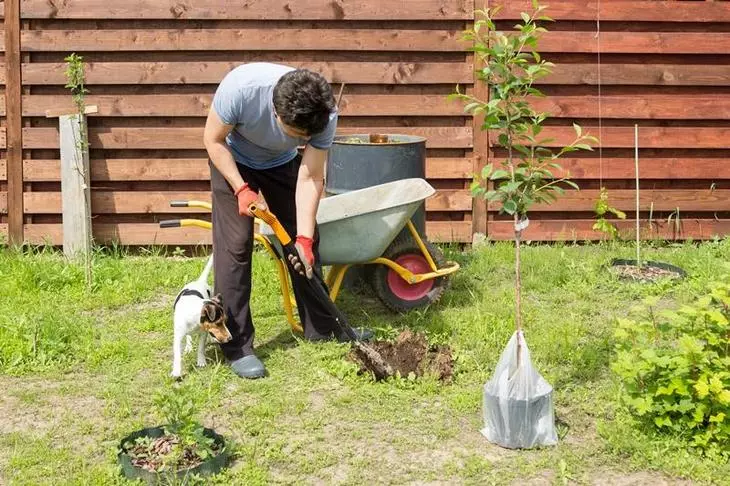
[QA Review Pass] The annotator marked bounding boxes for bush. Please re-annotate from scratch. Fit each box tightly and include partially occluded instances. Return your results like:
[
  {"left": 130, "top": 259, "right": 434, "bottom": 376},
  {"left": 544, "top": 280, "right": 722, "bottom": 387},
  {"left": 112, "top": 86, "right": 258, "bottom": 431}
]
[{"left": 612, "top": 275, "right": 730, "bottom": 456}]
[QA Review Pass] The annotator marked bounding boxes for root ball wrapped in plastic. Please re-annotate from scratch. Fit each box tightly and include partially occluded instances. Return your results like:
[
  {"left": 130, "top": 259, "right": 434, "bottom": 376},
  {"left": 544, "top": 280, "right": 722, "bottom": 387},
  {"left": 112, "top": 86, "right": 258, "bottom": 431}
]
[{"left": 482, "top": 331, "right": 558, "bottom": 449}]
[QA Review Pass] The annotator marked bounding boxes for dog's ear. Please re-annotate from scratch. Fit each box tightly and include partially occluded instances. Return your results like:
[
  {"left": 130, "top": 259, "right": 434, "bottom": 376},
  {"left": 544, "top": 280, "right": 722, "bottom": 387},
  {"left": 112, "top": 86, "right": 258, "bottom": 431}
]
[
  {"left": 202, "top": 302, "right": 217, "bottom": 323},
  {"left": 212, "top": 293, "right": 223, "bottom": 304}
]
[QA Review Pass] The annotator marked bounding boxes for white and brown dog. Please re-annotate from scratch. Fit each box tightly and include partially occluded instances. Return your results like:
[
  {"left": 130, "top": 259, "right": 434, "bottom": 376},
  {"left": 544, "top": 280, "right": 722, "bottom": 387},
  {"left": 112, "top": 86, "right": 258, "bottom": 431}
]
[{"left": 171, "top": 255, "right": 232, "bottom": 378}]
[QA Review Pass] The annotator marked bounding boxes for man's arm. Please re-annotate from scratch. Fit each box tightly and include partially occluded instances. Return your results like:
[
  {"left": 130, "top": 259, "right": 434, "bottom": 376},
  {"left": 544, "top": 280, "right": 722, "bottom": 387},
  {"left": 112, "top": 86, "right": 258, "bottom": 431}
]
[
  {"left": 203, "top": 108, "right": 244, "bottom": 192},
  {"left": 295, "top": 145, "right": 327, "bottom": 239}
]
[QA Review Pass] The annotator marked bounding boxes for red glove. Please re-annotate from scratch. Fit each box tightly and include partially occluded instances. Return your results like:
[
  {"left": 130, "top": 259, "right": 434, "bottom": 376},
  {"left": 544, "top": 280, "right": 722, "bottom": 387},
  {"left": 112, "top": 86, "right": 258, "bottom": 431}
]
[
  {"left": 289, "top": 235, "right": 314, "bottom": 279},
  {"left": 235, "top": 183, "right": 259, "bottom": 217}
]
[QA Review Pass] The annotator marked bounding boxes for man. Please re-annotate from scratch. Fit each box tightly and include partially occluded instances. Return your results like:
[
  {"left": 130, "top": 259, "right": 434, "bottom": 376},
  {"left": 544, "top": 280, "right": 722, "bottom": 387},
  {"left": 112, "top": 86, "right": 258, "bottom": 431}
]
[{"left": 203, "top": 63, "right": 372, "bottom": 379}]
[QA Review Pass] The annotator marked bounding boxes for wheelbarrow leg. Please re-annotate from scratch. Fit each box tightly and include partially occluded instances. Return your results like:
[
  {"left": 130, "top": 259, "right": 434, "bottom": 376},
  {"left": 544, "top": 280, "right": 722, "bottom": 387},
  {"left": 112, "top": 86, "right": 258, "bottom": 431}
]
[
  {"left": 254, "top": 234, "right": 303, "bottom": 333},
  {"left": 405, "top": 220, "right": 438, "bottom": 272},
  {"left": 326, "top": 264, "right": 351, "bottom": 302}
]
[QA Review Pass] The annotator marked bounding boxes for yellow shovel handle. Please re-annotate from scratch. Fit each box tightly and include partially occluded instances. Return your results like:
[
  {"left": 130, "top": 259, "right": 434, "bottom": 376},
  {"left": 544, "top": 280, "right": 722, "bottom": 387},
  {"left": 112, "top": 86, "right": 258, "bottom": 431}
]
[{"left": 249, "top": 203, "right": 292, "bottom": 246}]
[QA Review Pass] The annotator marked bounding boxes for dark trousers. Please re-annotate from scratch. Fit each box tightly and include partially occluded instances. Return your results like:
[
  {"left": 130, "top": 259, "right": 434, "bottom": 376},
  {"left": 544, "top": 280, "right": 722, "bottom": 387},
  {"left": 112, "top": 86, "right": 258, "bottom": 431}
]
[{"left": 210, "top": 155, "right": 340, "bottom": 361}]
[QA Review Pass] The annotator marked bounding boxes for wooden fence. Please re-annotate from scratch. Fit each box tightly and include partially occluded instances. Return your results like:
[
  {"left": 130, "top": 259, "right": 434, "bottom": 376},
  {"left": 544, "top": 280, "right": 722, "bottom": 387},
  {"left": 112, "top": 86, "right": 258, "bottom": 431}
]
[{"left": 1, "top": 0, "right": 729, "bottom": 246}]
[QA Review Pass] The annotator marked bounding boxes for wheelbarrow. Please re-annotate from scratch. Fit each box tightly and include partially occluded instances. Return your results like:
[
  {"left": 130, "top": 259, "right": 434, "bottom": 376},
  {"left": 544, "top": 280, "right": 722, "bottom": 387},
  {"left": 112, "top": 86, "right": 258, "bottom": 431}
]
[{"left": 159, "top": 178, "right": 460, "bottom": 334}]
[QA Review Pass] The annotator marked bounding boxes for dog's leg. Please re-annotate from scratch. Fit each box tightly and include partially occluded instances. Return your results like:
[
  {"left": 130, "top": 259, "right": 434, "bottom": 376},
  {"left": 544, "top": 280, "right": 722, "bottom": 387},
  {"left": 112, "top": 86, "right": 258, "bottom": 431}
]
[
  {"left": 172, "top": 325, "right": 185, "bottom": 378},
  {"left": 184, "top": 335, "right": 193, "bottom": 354},
  {"left": 196, "top": 332, "right": 207, "bottom": 367}
]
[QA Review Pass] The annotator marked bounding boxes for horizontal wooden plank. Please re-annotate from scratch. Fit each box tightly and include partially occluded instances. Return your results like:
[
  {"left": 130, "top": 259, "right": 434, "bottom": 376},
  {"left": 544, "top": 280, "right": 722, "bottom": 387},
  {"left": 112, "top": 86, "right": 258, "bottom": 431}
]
[
  {"left": 426, "top": 221, "right": 471, "bottom": 243},
  {"left": 20, "top": 29, "right": 465, "bottom": 52},
  {"left": 489, "top": 219, "right": 730, "bottom": 242},
  {"left": 23, "top": 221, "right": 472, "bottom": 245},
  {"left": 426, "top": 157, "right": 473, "bottom": 179},
  {"left": 0, "top": 128, "right": 6, "bottom": 149},
  {"left": 0, "top": 159, "right": 6, "bottom": 181},
  {"left": 24, "top": 191, "right": 211, "bottom": 214},
  {"left": 23, "top": 61, "right": 473, "bottom": 85},
  {"left": 536, "top": 32, "right": 730, "bottom": 56},
  {"left": 0, "top": 64, "right": 6, "bottom": 85},
  {"left": 0, "top": 224, "right": 7, "bottom": 242},
  {"left": 25, "top": 189, "right": 471, "bottom": 214},
  {"left": 543, "top": 64, "right": 730, "bottom": 87},
  {"left": 531, "top": 95, "right": 730, "bottom": 120},
  {"left": 23, "top": 127, "right": 472, "bottom": 149},
  {"left": 23, "top": 94, "right": 465, "bottom": 117},
  {"left": 546, "top": 158, "right": 730, "bottom": 180},
  {"left": 24, "top": 157, "right": 474, "bottom": 181},
  {"left": 496, "top": 1, "right": 730, "bottom": 22},
  {"left": 0, "top": 94, "right": 5, "bottom": 116},
  {"left": 489, "top": 190, "right": 730, "bottom": 213},
  {"left": 20, "top": 0, "right": 472, "bottom": 20},
  {"left": 0, "top": 192, "right": 6, "bottom": 214},
  {"left": 426, "top": 190, "right": 471, "bottom": 211},
  {"left": 24, "top": 223, "right": 213, "bottom": 246},
  {"left": 490, "top": 127, "right": 730, "bottom": 150}
]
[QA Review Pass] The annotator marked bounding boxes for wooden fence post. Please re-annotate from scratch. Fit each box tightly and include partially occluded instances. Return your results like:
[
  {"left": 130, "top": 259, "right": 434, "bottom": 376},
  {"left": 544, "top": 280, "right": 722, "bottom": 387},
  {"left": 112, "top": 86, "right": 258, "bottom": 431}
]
[{"left": 5, "top": 0, "right": 23, "bottom": 245}]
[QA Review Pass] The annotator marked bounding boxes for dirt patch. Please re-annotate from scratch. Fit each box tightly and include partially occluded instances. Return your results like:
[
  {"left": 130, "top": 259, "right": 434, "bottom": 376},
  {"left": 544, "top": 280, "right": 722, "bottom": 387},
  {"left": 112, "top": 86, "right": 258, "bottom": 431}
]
[
  {"left": 612, "top": 264, "right": 683, "bottom": 282},
  {"left": 0, "top": 375, "right": 106, "bottom": 436},
  {"left": 349, "top": 330, "right": 453, "bottom": 381},
  {"left": 590, "top": 470, "right": 694, "bottom": 486},
  {"left": 81, "top": 294, "right": 173, "bottom": 323}
]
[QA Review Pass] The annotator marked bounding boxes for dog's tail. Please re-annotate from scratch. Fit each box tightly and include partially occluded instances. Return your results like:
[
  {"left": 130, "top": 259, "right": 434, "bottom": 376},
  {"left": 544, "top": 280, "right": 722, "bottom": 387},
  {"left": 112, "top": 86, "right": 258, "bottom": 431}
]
[{"left": 197, "top": 254, "right": 215, "bottom": 285}]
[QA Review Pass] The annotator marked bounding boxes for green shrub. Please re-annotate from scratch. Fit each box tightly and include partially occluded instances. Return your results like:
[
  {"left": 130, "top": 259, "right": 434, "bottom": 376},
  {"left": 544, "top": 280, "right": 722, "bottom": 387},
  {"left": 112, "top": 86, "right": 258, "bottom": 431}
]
[{"left": 612, "top": 275, "right": 730, "bottom": 456}]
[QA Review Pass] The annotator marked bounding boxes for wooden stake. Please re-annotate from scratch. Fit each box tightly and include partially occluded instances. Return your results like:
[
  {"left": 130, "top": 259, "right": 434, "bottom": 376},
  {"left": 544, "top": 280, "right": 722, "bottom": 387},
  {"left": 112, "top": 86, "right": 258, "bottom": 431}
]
[{"left": 59, "top": 114, "right": 92, "bottom": 258}]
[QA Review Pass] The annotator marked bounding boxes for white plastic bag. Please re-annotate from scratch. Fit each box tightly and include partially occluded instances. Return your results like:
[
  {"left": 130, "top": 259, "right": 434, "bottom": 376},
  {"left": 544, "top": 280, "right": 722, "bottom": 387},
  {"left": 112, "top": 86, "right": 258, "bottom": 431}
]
[{"left": 481, "top": 331, "right": 557, "bottom": 449}]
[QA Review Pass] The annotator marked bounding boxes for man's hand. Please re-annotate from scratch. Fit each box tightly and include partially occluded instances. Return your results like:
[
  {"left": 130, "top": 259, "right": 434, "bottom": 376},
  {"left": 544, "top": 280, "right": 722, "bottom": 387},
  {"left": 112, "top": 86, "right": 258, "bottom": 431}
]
[
  {"left": 288, "top": 235, "right": 314, "bottom": 279},
  {"left": 235, "top": 183, "right": 261, "bottom": 217}
]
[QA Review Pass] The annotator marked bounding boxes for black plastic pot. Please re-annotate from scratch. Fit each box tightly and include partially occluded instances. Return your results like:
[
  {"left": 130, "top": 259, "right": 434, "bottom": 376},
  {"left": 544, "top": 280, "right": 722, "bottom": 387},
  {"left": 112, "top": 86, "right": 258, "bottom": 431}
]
[
  {"left": 483, "top": 391, "right": 557, "bottom": 449},
  {"left": 610, "top": 259, "right": 687, "bottom": 281},
  {"left": 118, "top": 426, "right": 229, "bottom": 484}
]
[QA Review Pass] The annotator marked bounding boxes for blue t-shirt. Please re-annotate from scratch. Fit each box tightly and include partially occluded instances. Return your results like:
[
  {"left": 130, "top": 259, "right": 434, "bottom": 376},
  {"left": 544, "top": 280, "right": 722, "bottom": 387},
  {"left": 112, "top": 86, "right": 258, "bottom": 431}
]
[{"left": 212, "top": 63, "right": 338, "bottom": 170}]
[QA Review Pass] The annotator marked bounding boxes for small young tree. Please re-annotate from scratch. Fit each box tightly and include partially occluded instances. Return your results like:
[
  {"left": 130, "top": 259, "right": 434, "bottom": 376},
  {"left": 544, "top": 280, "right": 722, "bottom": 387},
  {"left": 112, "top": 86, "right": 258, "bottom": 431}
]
[{"left": 451, "top": 1, "right": 597, "bottom": 335}]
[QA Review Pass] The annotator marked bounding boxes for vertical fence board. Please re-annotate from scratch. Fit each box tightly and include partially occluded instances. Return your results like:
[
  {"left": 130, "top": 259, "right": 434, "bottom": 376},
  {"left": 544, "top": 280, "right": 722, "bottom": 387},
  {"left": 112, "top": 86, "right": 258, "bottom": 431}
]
[{"left": 4, "top": 0, "right": 22, "bottom": 244}]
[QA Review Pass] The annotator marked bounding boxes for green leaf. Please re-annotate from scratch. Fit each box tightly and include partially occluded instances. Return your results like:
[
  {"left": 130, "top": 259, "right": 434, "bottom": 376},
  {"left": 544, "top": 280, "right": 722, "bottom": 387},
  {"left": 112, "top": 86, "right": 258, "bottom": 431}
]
[
  {"left": 502, "top": 199, "right": 518, "bottom": 214},
  {"left": 573, "top": 123, "right": 582, "bottom": 137},
  {"left": 490, "top": 169, "right": 510, "bottom": 181},
  {"left": 520, "top": 12, "right": 530, "bottom": 24},
  {"left": 480, "top": 164, "right": 494, "bottom": 179},
  {"left": 694, "top": 377, "right": 710, "bottom": 399},
  {"left": 709, "top": 412, "right": 726, "bottom": 424},
  {"left": 654, "top": 416, "right": 672, "bottom": 428},
  {"left": 709, "top": 375, "right": 724, "bottom": 394}
]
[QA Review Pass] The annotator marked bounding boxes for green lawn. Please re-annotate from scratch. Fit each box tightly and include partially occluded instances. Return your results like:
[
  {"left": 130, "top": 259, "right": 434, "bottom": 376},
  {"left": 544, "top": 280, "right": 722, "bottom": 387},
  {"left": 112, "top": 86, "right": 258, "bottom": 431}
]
[{"left": 1, "top": 239, "right": 729, "bottom": 485}]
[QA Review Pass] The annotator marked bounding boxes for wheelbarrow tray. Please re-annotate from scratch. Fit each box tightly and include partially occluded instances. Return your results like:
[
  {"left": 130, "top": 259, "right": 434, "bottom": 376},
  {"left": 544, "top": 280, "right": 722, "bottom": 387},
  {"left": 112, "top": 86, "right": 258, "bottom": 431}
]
[{"left": 259, "top": 178, "right": 435, "bottom": 265}]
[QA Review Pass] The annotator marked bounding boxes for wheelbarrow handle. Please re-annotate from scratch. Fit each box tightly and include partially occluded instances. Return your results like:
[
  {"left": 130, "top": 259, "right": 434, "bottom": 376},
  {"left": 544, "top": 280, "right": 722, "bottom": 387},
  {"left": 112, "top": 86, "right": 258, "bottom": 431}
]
[{"left": 248, "top": 203, "right": 292, "bottom": 246}]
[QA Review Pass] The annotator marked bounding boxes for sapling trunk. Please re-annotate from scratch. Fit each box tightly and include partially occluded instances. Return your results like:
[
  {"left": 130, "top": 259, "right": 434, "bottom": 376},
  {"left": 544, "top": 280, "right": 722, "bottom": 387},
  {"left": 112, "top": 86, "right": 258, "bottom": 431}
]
[
  {"left": 634, "top": 124, "right": 641, "bottom": 267},
  {"left": 514, "top": 215, "right": 523, "bottom": 363}
]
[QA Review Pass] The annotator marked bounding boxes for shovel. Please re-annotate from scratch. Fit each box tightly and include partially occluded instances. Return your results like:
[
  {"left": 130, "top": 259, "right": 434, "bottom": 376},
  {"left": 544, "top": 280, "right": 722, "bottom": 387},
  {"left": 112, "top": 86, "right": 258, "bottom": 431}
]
[{"left": 249, "top": 203, "right": 394, "bottom": 380}]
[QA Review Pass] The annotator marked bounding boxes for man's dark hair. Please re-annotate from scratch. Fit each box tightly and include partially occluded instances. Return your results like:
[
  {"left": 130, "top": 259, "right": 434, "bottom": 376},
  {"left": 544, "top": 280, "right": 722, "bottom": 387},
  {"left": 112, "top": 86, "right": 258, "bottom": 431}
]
[{"left": 273, "top": 69, "right": 335, "bottom": 136}]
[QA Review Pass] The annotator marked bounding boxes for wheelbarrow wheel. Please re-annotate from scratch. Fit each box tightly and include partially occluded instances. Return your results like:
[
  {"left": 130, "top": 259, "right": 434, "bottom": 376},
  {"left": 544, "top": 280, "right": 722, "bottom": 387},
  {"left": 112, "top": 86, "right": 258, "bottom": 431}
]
[{"left": 371, "top": 237, "right": 450, "bottom": 313}]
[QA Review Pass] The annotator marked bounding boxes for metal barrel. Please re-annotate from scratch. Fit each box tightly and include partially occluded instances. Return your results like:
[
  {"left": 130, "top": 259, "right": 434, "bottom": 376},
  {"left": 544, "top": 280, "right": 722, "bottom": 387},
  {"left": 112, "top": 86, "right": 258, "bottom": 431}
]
[
  {"left": 326, "top": 133, "right": 427, "bottom": 235},
  {"left": 325, "top": 133, "right": 427, "bottom": 291}
]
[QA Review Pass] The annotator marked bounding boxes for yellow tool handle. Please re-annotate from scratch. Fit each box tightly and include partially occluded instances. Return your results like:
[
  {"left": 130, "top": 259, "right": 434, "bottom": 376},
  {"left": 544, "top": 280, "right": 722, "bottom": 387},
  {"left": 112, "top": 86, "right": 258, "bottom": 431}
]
[{"left": 249, "top": 203, "right": 292, "bottom": 246}]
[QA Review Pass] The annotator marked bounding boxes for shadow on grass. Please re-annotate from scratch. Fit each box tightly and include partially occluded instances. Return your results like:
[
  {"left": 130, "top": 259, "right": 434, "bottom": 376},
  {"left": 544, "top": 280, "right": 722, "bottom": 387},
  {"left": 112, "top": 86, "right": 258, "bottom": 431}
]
[{"left": 255, "top": 329, "right": 298, "bottom": 360}]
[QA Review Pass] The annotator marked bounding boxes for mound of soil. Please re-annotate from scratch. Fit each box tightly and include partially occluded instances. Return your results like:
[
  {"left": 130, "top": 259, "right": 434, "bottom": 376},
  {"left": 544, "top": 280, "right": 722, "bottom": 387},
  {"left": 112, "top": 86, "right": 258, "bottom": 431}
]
[
  {"left": 612, "top": 264, "right": 683, "bottom": 282},
  {"left": 349, "top": 330, "right": 453, "bottom": 381}
]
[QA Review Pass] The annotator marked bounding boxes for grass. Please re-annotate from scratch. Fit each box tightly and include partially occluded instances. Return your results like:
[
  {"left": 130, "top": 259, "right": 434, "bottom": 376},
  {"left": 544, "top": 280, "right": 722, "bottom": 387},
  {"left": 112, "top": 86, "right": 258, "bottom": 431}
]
[{"left": 0, "top": 239, "right": 729, "bottom": 485}]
